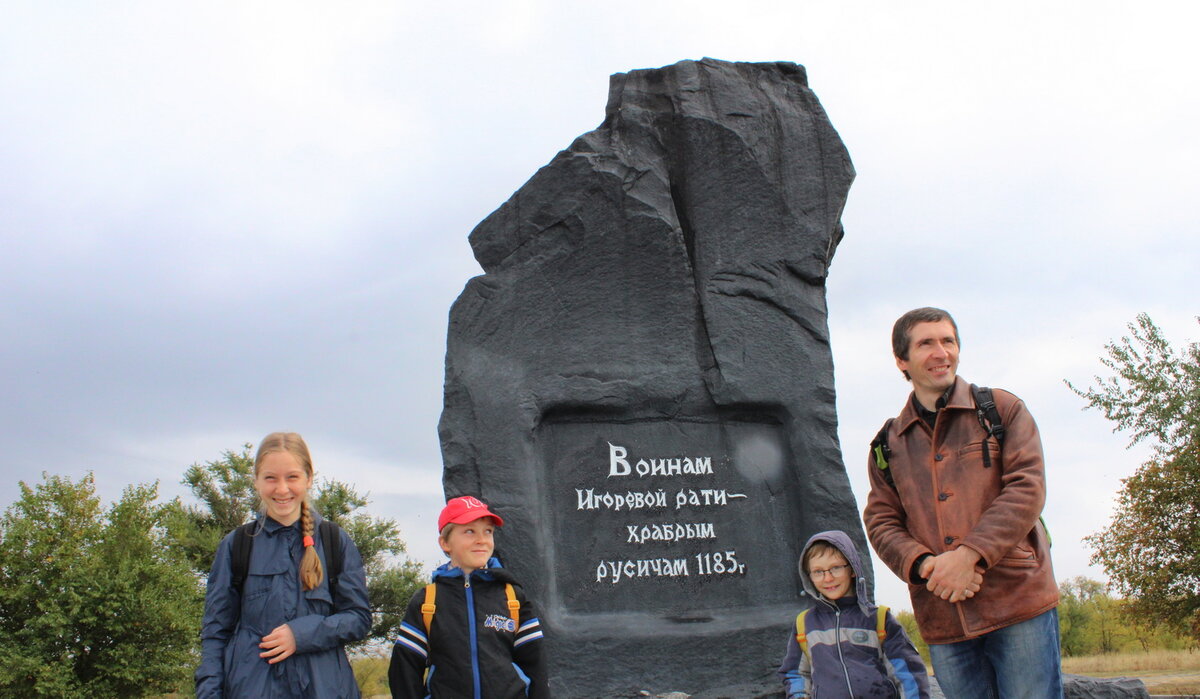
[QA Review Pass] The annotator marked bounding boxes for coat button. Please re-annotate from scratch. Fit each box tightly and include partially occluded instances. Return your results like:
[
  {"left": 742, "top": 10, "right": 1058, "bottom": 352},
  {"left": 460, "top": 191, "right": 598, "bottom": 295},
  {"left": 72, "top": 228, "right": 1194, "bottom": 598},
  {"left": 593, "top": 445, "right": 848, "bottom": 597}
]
[
  {"left": 934, "top": 453, "right": 944, "bottom": 461},
  {"left": 938, "top": 493, "right": 950, "bottom": 501},
  {"left": 944, "top": 536, "right": 956, "bottom": 545}
]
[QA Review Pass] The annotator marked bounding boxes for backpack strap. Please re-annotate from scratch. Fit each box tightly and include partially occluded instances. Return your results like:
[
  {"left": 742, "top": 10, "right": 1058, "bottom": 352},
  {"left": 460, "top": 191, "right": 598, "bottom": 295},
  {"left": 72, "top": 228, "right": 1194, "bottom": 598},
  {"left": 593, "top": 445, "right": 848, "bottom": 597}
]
[
  {"left": 794, "top": 609, "right": 811, "bottom": 662},
  {"left": 230, "top": 521, "right": 257, "bottom": 594},
  {"left": 318, "top": 519, "right": 343, "bottom": 599},
  {"left": 970, "top": 384, "right": 1006, "bottom": 469},
  {"left": 422, "top": 583, "right": 437, "bottom": 633},
  {"left": 870, "top": 418, "right": 897, "bottom": 489},
  {"left": 872, "top": 606, "right": 894, "bottom": 674},
  {"left": 505, "top": 583, "right": 521, "bottom": 627}
]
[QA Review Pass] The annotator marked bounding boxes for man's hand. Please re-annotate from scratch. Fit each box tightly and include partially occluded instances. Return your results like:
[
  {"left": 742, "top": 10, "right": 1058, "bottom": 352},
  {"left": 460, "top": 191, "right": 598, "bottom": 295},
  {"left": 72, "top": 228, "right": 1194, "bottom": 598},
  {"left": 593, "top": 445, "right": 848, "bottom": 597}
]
[
  {"left": 259, "top": 624, "right": 297, "bottom": 664},
  {"left": 921, "top": 547, "right": 984, "bottom": 603}
]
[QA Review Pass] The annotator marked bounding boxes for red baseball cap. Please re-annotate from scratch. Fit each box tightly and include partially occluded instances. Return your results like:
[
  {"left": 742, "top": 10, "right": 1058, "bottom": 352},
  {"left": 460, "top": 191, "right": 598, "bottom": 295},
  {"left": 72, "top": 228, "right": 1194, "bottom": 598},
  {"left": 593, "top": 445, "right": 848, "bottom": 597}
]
[{"left": 438, "top": 495, "right": 504, "bottom": 531}]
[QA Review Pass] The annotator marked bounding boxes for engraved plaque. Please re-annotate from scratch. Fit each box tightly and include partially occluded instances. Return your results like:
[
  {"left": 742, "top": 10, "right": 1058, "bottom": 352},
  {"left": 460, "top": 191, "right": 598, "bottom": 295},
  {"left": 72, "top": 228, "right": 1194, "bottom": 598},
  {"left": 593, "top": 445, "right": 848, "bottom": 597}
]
[{"left": 539, "top": 419, "right": 804, "bottom": 615}]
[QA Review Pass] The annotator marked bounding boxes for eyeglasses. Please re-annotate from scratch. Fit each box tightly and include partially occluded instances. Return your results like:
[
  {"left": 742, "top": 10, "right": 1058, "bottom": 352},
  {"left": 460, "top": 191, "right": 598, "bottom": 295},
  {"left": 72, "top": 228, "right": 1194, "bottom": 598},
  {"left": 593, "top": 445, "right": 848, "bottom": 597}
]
[{"left": 809, "top": 564, "right": 850, "bottom": 580}]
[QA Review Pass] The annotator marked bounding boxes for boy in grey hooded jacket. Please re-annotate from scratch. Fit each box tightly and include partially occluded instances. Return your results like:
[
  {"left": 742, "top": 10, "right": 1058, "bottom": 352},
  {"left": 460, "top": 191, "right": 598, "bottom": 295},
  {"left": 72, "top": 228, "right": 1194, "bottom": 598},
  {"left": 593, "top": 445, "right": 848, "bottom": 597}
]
[{"left": 777, "top": 530, "right": 929, "bottom": 698}]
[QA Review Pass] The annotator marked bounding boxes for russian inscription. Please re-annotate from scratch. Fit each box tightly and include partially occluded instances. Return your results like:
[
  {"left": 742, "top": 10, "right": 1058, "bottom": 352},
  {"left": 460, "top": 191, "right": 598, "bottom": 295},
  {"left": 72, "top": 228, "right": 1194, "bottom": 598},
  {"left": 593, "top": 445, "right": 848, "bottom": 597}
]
[{"left": 542, "top": 419, "right": 800, "bottom": 614}]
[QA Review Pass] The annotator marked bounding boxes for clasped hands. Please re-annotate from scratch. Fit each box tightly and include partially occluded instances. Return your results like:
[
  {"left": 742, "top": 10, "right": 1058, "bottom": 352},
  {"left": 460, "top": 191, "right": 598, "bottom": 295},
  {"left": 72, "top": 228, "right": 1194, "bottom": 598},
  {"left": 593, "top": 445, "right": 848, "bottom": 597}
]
[{"left": 919, "top": 547, "right": 984, "bottom": 603}]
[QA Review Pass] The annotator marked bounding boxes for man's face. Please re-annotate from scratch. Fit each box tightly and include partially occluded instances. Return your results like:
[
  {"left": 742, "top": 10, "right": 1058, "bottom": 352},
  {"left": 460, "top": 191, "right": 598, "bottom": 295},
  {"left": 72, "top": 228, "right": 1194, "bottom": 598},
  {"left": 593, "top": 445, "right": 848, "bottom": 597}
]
[{"left": 896, "top": 319, "right": 959, "bottom": 397}]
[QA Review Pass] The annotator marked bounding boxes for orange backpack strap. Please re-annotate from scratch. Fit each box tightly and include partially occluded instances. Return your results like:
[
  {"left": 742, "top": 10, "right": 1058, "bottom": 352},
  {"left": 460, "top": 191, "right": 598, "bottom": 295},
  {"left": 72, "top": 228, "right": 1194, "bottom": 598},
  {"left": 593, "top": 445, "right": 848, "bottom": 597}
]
[
  {"left": 505, "top": 583, "right": 521, "bottom": 627},
  {"left": 876, "top": 605, "right": 889, "bottom": 643},
  {"left": 794, "top": 609, "right": 810, "bottom": 660},
  {"left": 421, "top": 583, "right": 437, "bottom": 633}
]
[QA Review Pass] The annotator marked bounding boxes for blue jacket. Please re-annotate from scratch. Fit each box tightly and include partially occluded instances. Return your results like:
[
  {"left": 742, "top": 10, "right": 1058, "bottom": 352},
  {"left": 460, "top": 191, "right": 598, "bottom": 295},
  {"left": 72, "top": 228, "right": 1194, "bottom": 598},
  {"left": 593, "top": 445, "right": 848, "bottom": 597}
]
[
  {"left": 778, "top": 530, "right": 929, "bottom": 699},
  {"left": 389, "top": 559, "right": 546, "bottom": 699},
  {"left": 196, "top": 512, "right": 371, "bottom": 698}
]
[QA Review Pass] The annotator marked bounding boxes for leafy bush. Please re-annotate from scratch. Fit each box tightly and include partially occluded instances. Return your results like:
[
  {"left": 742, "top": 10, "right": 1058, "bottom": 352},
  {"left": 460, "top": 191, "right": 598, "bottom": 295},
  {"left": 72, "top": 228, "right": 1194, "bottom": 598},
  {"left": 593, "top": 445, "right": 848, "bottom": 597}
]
[{"left": 0, "top": 474, "right": 202, "bottom": 697}]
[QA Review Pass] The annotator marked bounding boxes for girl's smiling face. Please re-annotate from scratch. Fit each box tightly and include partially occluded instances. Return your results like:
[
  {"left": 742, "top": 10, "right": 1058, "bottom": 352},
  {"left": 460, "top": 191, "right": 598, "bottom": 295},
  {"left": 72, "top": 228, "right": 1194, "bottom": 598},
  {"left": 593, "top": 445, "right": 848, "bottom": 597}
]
[{"left": 255, "top": 450, "right": 312, "bottom": 526}]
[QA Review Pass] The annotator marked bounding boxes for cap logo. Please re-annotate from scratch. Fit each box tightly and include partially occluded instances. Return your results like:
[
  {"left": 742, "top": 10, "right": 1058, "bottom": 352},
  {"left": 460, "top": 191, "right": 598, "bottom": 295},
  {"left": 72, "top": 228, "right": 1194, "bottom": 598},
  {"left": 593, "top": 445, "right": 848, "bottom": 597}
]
[{"left": 460, "top": 496, "right": 486, "bottom": 510}]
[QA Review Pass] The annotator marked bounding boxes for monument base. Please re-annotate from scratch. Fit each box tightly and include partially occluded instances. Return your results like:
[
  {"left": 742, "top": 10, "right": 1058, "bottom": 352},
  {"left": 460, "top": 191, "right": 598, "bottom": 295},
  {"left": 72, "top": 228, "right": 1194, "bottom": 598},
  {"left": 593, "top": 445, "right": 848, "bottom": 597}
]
[{"left": 544, "top": 604, "right": 798, "bottom": 697}]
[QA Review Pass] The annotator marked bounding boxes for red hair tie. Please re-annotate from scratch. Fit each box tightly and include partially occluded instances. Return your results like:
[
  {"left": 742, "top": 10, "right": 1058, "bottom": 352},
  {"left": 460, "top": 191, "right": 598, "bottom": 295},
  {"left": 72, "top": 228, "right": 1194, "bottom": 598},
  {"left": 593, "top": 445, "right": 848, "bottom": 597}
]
[{"left": 303, "top": 535, "right": 315, "bottom": 547}]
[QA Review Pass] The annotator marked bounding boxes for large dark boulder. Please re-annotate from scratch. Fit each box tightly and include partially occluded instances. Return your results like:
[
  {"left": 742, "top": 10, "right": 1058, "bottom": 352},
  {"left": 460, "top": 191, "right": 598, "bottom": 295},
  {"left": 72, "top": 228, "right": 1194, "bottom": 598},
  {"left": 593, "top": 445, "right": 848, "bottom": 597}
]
[{"left": 440, "top": 57, "right": 859, "bottom": 697}]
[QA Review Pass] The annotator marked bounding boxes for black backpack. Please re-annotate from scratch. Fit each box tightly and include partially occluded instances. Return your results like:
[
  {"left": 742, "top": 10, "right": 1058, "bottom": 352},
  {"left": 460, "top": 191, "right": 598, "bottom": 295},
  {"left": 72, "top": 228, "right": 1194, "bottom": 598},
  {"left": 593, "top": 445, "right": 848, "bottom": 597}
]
[
  {"left": 871, "top": 383, "right": 1006, "bottom": 489},
  {"left": 229, "top": 519, "right": 345, "bottom": 597}
]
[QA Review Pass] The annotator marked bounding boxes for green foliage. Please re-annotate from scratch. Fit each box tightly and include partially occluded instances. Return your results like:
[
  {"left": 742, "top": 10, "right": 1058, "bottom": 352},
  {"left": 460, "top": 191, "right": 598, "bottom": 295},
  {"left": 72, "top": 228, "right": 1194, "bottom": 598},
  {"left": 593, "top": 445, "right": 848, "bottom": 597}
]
[
  {"left": 351, "top": 654, "right": 391, "bottom": 695},
  {"left": 1059, "top": 577, "right": 1125, "bottom": 656},
  {"left": 162, "top": 445, "right": 257, "bottom": 574},
  {"left": 1067, "top": 314, "right": 1200, "bottom": 453},
  {"left": 166, "top": 447, "right": 425, "bottom": 647},
  {"left": 1067, "top": 314, "right": 1200, "bottom": 640},
  {"left": 1085, "top": 447, "right": 1200, "bottom": 640},
  {"left": 1057, "top": 577, "right": 1195, "bottom": 656},
  {"left": 0, "top": 473, "right": 202, "bottom": 697}
]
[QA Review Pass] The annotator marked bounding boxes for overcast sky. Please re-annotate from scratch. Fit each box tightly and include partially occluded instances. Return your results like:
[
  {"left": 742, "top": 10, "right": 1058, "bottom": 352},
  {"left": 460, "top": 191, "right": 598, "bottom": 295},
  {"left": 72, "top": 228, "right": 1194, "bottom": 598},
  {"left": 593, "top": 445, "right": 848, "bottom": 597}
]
[{"left": 3, "top": 1, "right": 1198, "bottom": 611}]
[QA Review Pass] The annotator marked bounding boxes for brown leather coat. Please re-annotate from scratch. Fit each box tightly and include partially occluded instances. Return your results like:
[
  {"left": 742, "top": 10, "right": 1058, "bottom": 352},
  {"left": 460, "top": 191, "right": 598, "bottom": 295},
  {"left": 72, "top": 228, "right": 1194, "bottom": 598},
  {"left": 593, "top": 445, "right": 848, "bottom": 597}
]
[{"left": 863, "top": 377, "right": 1058, "bottom": 644}]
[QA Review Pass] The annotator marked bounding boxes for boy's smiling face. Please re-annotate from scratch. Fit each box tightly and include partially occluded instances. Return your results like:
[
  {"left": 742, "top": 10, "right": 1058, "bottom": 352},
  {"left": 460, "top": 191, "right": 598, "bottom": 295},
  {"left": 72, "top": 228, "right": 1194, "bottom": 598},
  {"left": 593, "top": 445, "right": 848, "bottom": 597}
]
[
  {"left": 439, "top": 517, "right": 496, "bottom": 573},
  {"left": 807, "top": 548, "right": 854, "bottom": 600}
]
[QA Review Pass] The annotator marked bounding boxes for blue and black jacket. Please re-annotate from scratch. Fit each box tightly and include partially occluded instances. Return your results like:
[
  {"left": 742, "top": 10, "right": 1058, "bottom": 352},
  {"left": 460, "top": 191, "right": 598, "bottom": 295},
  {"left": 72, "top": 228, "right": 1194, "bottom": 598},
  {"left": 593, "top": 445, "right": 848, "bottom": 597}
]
[
  {"left": 389, "top": 559, "right": 546, "bottom": 699},
  {"left": 777, "top": 530, "right": 929, "bottom": 698}
]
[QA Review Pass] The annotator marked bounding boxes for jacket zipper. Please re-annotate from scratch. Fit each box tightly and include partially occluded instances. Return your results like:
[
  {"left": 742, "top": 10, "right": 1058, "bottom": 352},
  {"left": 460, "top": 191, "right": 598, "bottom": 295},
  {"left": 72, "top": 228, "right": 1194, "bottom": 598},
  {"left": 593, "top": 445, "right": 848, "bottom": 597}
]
[
  {"left": 835, "top": 607, "right": 855, "bottom": 697},
  {"left": 465, "top": 575, "right": 482, "bottom": 699}
]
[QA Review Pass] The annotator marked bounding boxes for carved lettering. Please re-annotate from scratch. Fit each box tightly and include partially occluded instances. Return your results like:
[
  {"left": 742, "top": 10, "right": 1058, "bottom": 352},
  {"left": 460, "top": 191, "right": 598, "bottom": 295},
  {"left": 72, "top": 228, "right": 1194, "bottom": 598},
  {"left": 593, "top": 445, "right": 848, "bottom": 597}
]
[
  {"left": 693, "top": 550, "right": 747, "bottom": 576},
  {"left": 608, "top": 443, "right": 631, "bottom": 477},
  {"left": 576, "top": 488, "right": 669, "bottom": 511},
  {"left": 606, "top": 445, "right": 713, "bottom": 478},
  {"left": 596, "top": 557, "right": 691, "bottom": 584},
  {"left": 575, "top": 437, "right": 759, "bottom": 595},
  {"left": 674, "top": 488, "right": 746, "bottom": 510},
  {"left": 625, "top": 522, "right": 717, "bottom": 544}
]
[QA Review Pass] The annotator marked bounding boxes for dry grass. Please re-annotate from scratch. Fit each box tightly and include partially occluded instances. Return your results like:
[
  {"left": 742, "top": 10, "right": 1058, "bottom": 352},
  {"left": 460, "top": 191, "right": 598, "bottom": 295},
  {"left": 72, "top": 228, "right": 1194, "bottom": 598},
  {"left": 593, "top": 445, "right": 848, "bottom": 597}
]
[
  {"left": 1144, "top": 677, "right": 1200, "bottom": 695},
  {"left": 1065, "top": 649, "right": 1200, "bottom": 695},
  {"left": 1063, "top": 648, "right": 1200, "bottom": 674}
]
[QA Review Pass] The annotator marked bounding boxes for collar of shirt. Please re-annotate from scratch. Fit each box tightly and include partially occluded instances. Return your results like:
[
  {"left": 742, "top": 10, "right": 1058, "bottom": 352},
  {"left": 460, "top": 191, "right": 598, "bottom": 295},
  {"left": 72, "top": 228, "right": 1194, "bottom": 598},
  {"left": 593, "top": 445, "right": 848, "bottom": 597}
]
[
  {"left": 259, "top": 514, "right": 302, "bottom": 536},
  {"left": 913, "top": 385, "right": 955, "bottom": 429}
]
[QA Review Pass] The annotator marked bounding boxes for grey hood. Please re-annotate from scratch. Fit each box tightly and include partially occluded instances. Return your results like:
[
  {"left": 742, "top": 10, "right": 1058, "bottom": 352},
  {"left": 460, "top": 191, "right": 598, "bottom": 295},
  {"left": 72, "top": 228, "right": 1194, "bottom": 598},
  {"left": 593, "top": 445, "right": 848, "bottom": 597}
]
[{"left": 798, "top": 529, "right": 873, "bottom": 616}]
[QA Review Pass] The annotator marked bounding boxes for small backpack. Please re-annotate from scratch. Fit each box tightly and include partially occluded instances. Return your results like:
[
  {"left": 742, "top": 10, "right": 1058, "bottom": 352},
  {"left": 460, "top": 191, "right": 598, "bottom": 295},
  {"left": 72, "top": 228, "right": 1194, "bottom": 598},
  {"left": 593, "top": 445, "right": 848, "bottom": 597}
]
[{"left": 229, "top": 519, "right": 345, "bottom": 596}]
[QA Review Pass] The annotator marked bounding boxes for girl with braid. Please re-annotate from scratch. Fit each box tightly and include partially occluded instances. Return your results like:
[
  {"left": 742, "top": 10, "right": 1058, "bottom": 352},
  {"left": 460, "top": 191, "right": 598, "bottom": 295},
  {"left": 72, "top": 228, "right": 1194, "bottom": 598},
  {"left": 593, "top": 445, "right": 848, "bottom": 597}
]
[{"left": 196, "top": 432, "right": 371, "bottom": 698}]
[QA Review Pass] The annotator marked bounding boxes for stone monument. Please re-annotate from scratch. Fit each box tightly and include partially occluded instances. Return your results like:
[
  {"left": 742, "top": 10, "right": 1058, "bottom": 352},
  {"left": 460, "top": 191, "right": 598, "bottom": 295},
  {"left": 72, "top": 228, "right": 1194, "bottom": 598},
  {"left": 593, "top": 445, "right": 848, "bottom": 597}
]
[{"left": 440, "top": 58, "right": 861, "bottom": 696}]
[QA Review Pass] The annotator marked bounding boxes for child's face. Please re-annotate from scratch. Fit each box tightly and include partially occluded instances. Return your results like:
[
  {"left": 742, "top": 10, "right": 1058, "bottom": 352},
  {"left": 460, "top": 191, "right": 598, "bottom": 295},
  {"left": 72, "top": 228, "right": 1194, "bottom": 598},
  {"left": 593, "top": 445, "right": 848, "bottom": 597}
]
[
  {"left": 254, "top": 450, "right": 312, "bottom": 526},
  {"left": 439, "top": 517, "right": 496, "bottom": 573},
  {"left": 807, "top": 549, "right": 854, "bottom": 600}
]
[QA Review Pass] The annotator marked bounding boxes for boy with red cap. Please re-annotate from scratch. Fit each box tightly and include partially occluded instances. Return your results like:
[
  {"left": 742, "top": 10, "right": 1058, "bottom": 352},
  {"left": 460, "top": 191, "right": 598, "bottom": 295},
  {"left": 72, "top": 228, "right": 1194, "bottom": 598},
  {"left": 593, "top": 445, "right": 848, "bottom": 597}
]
[{"left": 389, "top": 496, "right": 547, "bottom": 698}]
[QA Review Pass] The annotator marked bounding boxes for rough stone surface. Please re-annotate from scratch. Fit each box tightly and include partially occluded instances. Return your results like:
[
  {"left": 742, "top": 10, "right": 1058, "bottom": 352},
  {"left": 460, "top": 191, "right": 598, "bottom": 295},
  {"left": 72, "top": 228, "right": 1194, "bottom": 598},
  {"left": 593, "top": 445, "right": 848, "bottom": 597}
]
[
  {"left": 1064, "top": 674, "right": 1150, "bottom": 699},
  {"left": 440, "top": 58, "right": 860, "bottom": 697}
]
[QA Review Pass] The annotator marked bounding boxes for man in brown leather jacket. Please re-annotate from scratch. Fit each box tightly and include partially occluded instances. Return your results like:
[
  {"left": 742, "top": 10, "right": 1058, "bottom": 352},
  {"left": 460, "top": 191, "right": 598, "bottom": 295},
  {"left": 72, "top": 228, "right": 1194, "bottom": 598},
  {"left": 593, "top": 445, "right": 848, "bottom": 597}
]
[{"left": 864, "top": 307, "right": 1062, "bottom": 698}]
